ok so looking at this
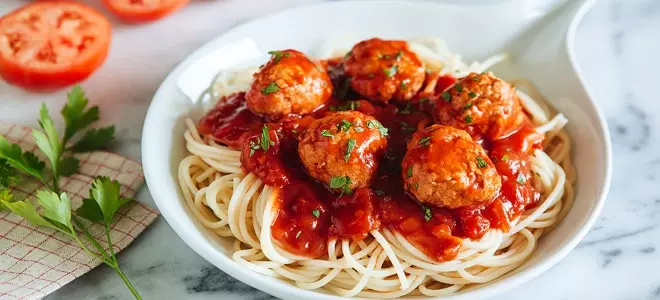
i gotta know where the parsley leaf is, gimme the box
[344,139,356,162]
[338,120,352,132]
[261,82,280,95]
[418,137,431,147]
[59,156,80,177]
[455,83,463,92]
[517,173,526,184]
[464,103,474,110]
[261,125,271,152]
[501,155,509,161]
[476,157,487,168]
[88,177,133,224]
[468,92,477,98]
[367,120,388,137]
[321,130,334,138]
[329,175,353,196]
[406,166,413,178]
[0,135,46,181]
[69,126,115,153]
[383,65,398,77]
[61,86,100,144]
[464,115,473,125]
[0,158,19,189]
[441,92,451,102]
[422,205,432,221]
[268,50,291,64]
[2,199,59,230]
[75,198,104,223]
[34,104,62,176]
[36,190,74,232]
[312,209,320,218]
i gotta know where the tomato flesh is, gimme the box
[0,1,111,91]
[101,0,190,23]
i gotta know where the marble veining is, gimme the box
[1,0,659,299]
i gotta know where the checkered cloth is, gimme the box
[0,122,159,300]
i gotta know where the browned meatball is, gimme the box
[434,72,524,140]
[298,111,388,192]
[246,50,333,118]
[402,125,501,209]
[343,38,425,103]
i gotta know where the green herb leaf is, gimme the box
[455,84,463,92]
[501,155,509,162]
[383,65,398,78]
[59,156,80,177]
[268,50,290,64]
[476,157,487,168]
[34,104,62,173]
[464,115,473,125]
[70,126,115,153]
[338,120,352,132]
[395,51,403,59]
[418,137,431,147]
[75,198,104,223]
[406,166,413,178]
[464,103,474,110]
[0,158,19,189]
[321,130,334,138]
[249,141,261,157]
[354,127,365,133]
[261,125,271,152]
[517,173,526,184]
[0,135,46,181]
[422,205,432,221]
[312,209,320,218]
[441,92,452,102]
[2,199,59,230]
[261,82,280,95]
[61,86,100,143]
[367,120,388,137]
[344,139,356,162]
[36,190,73,232]
[89,177,133,224]
[468,92,477,98]
[329,175,353,196]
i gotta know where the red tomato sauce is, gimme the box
[197,73,543,262]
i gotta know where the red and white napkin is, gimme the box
[0,122,159,300]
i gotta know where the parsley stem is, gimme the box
[72,216,112,261]
[114,266,142,300]
[105,223,118,264]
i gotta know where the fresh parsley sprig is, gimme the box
[0,86,140,299]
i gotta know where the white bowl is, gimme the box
[142,0,612,299]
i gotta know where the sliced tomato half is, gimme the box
[0,1,112,91]
[101,0,190,23]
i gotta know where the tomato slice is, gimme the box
[101,0,189,23]
[0,1,111,91]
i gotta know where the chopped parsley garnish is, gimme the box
[410,182,419,190]
[344,139,356,162]
[296,231,302,239]
[268,50,291,64]
[383,65,398,77]
[338,120,352,132]
[312,209,320,218]
[395,51,403,59]
[321,130,334,137]
[464,115,473,125]
[260,82,279,95]
[406,166,413,178]
[261,125,272,151]
[354,127,365,133]
[517,173,526,184]
[248,140,260,157]
[374,189,386,196]
[476,157,487,168]
[501,155,509,162]
[418,136,431,147]
[441,92,451,102]
[422,205,432,221]
[464,102,474,110]
[455,83,463,93]
[332,100,360,112]
[336,77,352,100]
[472,75,481,81]
[400,122,415,133]
[468,92,477,98]
[367,120,388,137]
[329,176,353,196]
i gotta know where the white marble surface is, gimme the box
[1,0,659,299]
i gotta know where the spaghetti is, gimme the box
[177,37,575,298]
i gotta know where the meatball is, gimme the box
[402,125,501,209]
[298,111,388,192]
[343,38,426,103]
[246,49,333,118]
[434,72,524,140]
